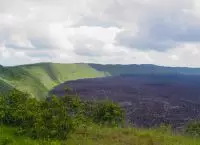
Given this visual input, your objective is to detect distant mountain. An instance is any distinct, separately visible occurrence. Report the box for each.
[1,62,200,99]
[88,63,200,75]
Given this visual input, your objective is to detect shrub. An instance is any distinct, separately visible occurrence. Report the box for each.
[0,89,29,125]
[0,90,75,140]
[22,96,75,140]
[185,121,200,136]
[88,100,124,126]
[0,89,125,140]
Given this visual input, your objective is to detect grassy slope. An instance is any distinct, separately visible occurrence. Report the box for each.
[1,125,200,145]
[0,79,13,95]
[2,62,200,99]
[0,63,107,99]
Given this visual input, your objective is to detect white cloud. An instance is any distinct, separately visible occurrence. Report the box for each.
[0,0,200,67]
[169,55,179,61]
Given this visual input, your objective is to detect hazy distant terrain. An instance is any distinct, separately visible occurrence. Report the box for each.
[50,74,200,128]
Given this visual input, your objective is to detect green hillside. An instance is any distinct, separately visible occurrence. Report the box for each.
[0,79,13,95]
[2,62,200,99]
[0,63,108,99]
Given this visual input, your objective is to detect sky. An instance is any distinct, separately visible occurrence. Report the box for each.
[1,0,200,67]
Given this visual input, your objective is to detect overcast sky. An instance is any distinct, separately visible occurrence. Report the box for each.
[1,0,200,67]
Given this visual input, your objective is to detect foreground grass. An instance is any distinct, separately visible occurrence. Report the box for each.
[1,125,200,145]
[0,126,61,145]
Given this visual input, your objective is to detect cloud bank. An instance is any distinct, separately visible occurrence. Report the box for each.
[1,0,200,67]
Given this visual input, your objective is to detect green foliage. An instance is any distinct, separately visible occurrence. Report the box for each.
[88,100,124,126]
[185,121,200,136]
[0,97,5,123]
[0,89,29,125]
[59,95,125,127]
[0,89,124,140]
[0,90,75,140]
[0,137,14,145]
[28,96,74,140]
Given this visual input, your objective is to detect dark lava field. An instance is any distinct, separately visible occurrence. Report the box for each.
[50,74,200,128]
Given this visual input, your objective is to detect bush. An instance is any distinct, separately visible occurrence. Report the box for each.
[1,89,29,125]
[83,100,124,126]
[185,121,200,136]
[0,90,75,140]
[95,101,124,126]
[0,89,125,140]
[29,96,75,139]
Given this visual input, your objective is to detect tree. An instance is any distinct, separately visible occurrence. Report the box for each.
[92,100,124,126]
[2,89,29,125]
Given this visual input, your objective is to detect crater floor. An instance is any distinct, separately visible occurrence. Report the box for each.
[50,74,200,128]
